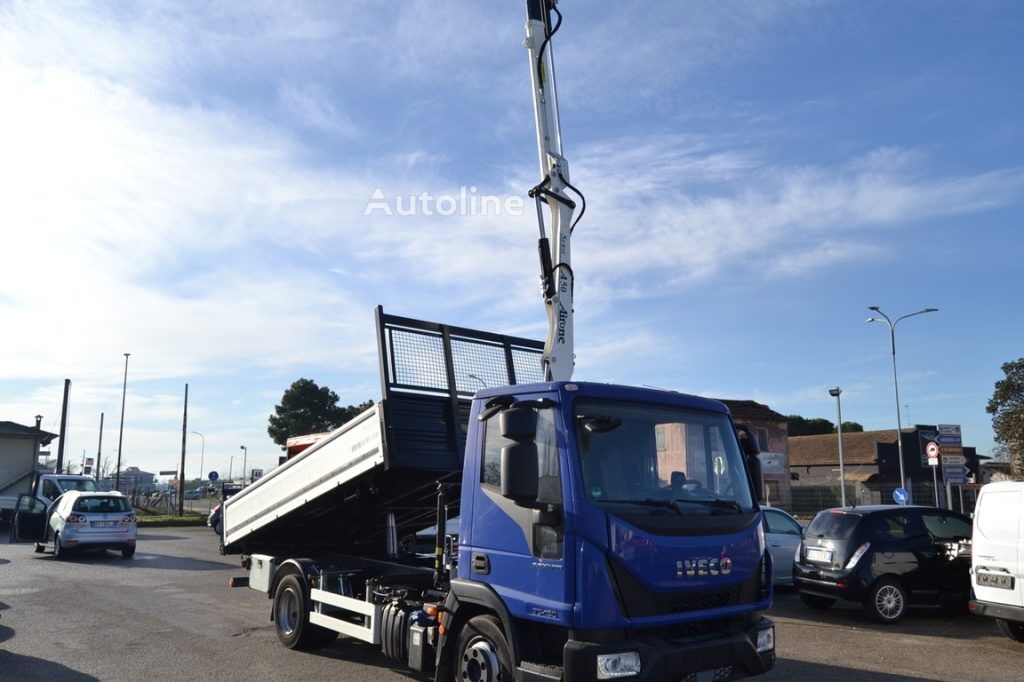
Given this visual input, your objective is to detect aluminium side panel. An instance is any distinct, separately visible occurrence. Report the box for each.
[222,404,385,549]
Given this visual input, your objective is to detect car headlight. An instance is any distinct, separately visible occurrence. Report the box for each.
[596,651,642,679]
[756,627,775,653]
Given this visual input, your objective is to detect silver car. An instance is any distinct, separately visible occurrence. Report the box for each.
[763,507,803,586]
[42,491,137,559]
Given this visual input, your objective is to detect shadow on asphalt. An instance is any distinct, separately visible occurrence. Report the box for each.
[770,659,939,680]
[0,558,9,566]
[314,638,423,679]
[135,533,189,541]
[0,648,99,680]
[30,549,236,571]
[0,623,12,644]
[770,591,986,641]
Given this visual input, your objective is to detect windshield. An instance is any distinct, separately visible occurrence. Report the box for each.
[574,399,754,514]
[57,478,98,493]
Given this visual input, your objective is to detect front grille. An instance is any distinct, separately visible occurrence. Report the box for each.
[657,585,742,615]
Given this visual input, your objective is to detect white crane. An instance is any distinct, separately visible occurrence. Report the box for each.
[524,0,583,382]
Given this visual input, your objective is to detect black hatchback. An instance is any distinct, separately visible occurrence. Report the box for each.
[794,505,972,623]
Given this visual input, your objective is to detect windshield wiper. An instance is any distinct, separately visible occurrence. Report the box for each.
[675,498,744,514]
[596,498,682,515]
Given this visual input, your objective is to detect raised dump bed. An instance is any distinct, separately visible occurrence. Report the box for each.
[221,306,543,557]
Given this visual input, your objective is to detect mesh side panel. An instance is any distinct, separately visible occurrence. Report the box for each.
[511,347,544,383]
[390,329,447,390]
[450,338,508,392]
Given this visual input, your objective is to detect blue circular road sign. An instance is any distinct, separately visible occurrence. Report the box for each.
[208,471,219,482]
[893,487,909,505]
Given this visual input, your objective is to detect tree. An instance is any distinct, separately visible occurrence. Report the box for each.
[787,415,865,437]
[267,378,373,447]
[987,358,1024,476]
[840,421,865,433]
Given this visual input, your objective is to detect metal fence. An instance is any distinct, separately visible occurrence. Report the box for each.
[779,481,977,519]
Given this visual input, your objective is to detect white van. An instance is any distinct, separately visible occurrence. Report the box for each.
[969,481,1024,642]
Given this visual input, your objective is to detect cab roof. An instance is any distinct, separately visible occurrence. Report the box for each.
[474,381,730,416]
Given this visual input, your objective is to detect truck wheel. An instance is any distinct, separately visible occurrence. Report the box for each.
[454,615,513,682]
[996,619,1024,643]
[864,578,907,623]
[799,592,835,610]
[272,574,332,649]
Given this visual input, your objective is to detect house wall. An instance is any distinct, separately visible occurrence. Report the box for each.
[0,436,40,496]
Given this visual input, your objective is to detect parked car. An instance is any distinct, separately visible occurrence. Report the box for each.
[794,505,972,623]
[762,507,803,586]
[10,491,137,559]
[207,503,222,534]
[969,481,1024,643]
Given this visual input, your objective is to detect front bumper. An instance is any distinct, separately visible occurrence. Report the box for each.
[564,617,774,680]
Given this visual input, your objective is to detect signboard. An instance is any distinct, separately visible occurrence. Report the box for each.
[938,424,966,486]
[943,476,968,486]
[942,465,969,479]
[940,445,963,456]
[937,434,961,445]
[208,471,219,482]
[893,488,909,505]
[926,441,941,466]
[941,455,966,466]
[159,470,177,476]
[250,469,264,482]
[938,424,962,436]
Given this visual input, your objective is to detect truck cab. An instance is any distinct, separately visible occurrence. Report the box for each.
[448,381,773,680]
[34,473,100,506]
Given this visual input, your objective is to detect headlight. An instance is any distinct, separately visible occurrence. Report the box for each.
[596,651,642,679]
[756,627,775,653]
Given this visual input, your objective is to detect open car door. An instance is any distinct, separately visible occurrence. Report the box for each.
[11,494,48,542]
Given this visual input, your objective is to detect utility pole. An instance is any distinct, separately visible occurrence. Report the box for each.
[56,379,71,473]
[177,383,188,517]
[115,353,130,490]
[95,412,104,481]
[240,445,248,486]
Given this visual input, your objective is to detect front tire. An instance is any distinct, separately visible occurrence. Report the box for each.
[454,615,513,682]
[799,592,835,610]
[272,574,333,649]
[864,578,907,623]
[996,619,1024,643]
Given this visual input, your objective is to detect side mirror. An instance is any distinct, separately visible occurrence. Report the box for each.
[501,442,539,505]
[500,407,538,441]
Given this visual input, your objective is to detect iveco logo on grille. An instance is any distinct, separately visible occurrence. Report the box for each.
[677,557,733,577]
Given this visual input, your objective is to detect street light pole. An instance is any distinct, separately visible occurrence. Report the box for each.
[192,431,205,488]
[240,445,247,486]
[114,353,130,491]
[867,307,938,500]
[829,387,846,507]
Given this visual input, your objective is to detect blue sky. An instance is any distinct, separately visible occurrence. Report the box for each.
[1,1,1022,480]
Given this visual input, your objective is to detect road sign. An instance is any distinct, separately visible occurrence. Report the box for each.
[250,469,264,482]
[938,424,962,436]
[943,476,968,486]
[926,441,940,466]
[937,434,961,445]
[893,488,909,505]
[942,465,969,478]
[159,470,177,476]
[941,454,967,466]
[940,445,963,456]
[208,471,219,482]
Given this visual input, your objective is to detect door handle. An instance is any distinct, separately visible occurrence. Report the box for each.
[770,543,782,548]
[472,552,490,575]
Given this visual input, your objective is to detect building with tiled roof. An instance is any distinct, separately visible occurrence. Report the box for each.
[1,417,59,511]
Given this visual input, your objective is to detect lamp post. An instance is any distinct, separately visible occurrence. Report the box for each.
[192,431,205,491]
[829,387,847,507]
[866,306,938,499]
[114,353,130,491]
[240,445,248,486]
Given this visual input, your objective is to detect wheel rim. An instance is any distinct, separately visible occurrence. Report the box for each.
[460,637,501,682]
[277,588,299,636]
[875,584,904,619]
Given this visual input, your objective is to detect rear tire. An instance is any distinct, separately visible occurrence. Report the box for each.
[864,578,907,623]
[799,592,835,610]
[996,619,1024,643]
[122,544,136,559]
[272,574,333,649]
[53,533,64,560]
[454,615,513,682]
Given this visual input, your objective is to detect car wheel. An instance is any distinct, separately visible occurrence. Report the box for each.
[272,574,333,649]
[996,619,1024,643]
[799,592,835,610]
[122,544,136,559]
[53,533,64,560]
[454,615,513,682]
[33,542,45,553]
[864,578,907,623]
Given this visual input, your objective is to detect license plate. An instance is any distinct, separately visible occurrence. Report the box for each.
[976,572,1014,590]
[91,521,116,528]
[806,547,832,563]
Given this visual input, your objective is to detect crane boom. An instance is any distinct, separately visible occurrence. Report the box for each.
[524,0,578,382]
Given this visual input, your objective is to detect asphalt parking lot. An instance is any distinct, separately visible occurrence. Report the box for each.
[1,527,1021,681]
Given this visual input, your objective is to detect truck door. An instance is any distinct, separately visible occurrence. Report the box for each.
[11,494,49,542]
[469,405,573,625]
[973,487,1024,608]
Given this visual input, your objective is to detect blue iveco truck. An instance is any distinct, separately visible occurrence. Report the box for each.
[222,307,775,681]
